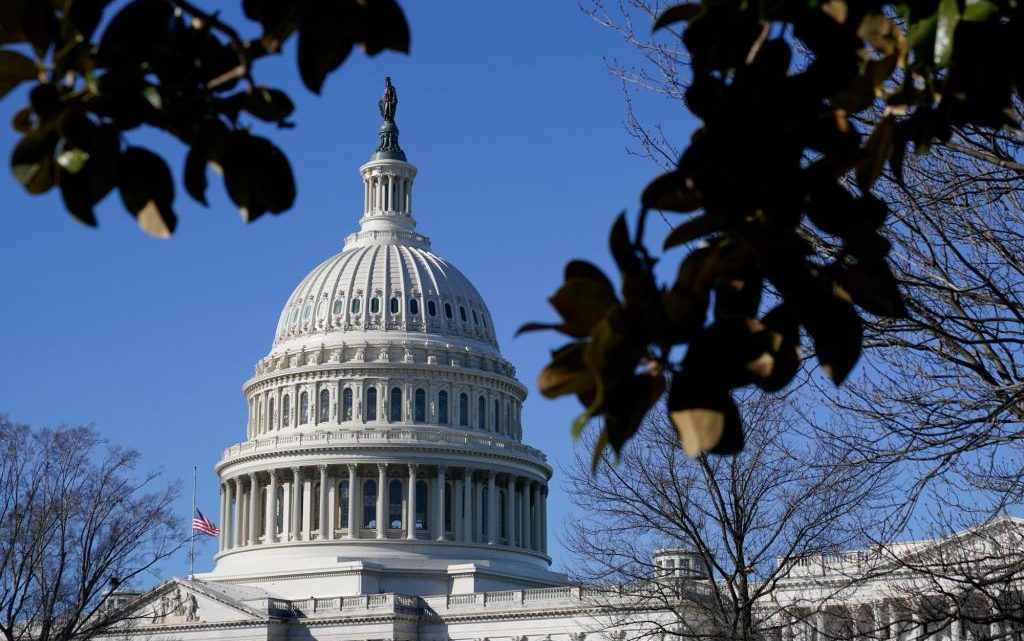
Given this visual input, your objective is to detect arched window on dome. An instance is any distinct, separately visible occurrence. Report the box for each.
[409,298,419,315]
[459,306,467,322]
[416,480,428,531]
[414,389,426,423]
[477,396,486,430]
[351,298,361,314]
[299,392,309,425]
[472,309,478,324]
[370,297,380,314]
[333,298,344,316]
[338,480,349,530]
[494,398,501,434]
[269,397,276,431]
[366,387,377,421]
[363,480,377,528]
[318,389,330,423]
[390,387,402,422]
[282,394,291,427]
[390,297,399,314]
[444,482,453,533]
[499,489,507,539]
[444,303,453,319]
[427,300,436,316]
[438,390,449,425]
[459,393,469,427]
[388,480,403,529]
[482,315,487,329]
[342,388,353,421]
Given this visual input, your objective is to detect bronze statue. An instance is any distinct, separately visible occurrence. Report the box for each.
[379,77,398,122]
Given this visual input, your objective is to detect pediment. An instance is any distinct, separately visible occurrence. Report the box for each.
[116,578,271,628]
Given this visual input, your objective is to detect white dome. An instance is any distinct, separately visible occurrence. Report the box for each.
[273,239,499,357]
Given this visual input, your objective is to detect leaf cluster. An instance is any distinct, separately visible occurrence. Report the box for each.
[526,0,1024,465]
[1,0,409,236]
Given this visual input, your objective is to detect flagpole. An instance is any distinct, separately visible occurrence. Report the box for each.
[189,465,196,580]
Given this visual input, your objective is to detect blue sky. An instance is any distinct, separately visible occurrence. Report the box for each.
[0,0,696,579]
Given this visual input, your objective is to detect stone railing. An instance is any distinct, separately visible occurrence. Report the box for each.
[286,593,420,617]
[220,426,548,464]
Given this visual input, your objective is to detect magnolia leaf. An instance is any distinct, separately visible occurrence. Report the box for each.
[11,130,57,194]
[57,148,90,174]
[856,114,895,191]
[934,0,961,68]
[962,0,997,22]
[0,50,40,99]
[652,3,703,32]
[537,343,594,399]
[664,214,719,250]
[117,146,176,239]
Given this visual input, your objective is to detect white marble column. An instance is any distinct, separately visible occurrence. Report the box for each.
[462,469,474,542]
[232,477,243,548]
[290,467,301,541]
[474,475,484,543]
[520,481,530,549]
[266,470,278,543]
[486,472,497,545]
[504,475,515,545]
[347,464,358,538]
[407,464,418,540]
[218,483,227,552]
[376,463,387,539]
[436,466,447,541]
[247,473,259,545]
[318,465,328,540]
[530,482,540,550]
[540,484,548,553]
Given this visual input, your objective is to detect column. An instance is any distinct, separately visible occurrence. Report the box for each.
[247,472,259,545]
[233,477,244,548]
[347,464,359,539]
[436,466,447,541]
[873,602,888,640]
[222,482,232,551]
[474,475,484,542]
[407,464,419,539]
[462,469,474,542]
[486,472,497,545]
[302,476,312,539]
[218,483,227,552]
[290,467,301,541]
[326,469,336,539]
[530,482,540,551]
[266,469,278,543]
[503,475,515,545]
[376,463,387,539]
[522,482,532,550]
[318,465,328,540]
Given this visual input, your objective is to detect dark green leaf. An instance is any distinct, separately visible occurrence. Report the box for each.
[0,49,38,99]
[663,214,718,249]
[668,373,742,458]
[652,4,703,32]
[117,146,176,238]
[934,0,961,67]
[10,130,57,194]
[537,343,594,399]
[360,0,410,55]
[242,87,295,122]
[856,114,895,191]
[297,0,354,94]
[223,132,296,221]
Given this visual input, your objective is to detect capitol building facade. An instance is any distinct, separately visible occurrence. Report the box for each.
[106,81,1021,641]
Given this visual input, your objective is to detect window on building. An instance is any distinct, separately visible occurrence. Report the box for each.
[414,388,426,423]
[459,393,469,427]
[389,480,403,529]
[351,298,361,314]
[444,303,453,319]
[390,297,399,314]
[438,390,449,425]
[416,480,429,531]
[370,297,380,314]
[302,303,311,320]
[459,306,467,322]
[339,480,349,529]
[409,298,419,315]
[444,483,453,532]
[342,388,353,421]
[333,298,344,315]
[364,480,377,528]
[481,487,488,538]
[299,392,309,424]
[366,387,377,421]
[472,310,478,324]
[390,387,402,422]
[494,398,501,434]
[428,300,436,316]
[318,389,330,422]
[478,396,486,430]
[282,394,291,427]
[499,489,506,538]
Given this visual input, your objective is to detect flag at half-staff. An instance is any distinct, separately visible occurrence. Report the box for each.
[192,509,219,537]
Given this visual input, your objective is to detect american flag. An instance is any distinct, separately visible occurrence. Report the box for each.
[192,509,220,537]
